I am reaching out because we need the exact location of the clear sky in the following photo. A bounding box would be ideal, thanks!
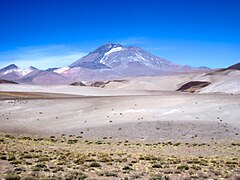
[0,0,239,69]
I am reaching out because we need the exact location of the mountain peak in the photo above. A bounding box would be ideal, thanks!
[29,66,39,70]
[70,43,125,69]
[1,64,19,71]
[103,42,123,48]
[92,43,123,54]
[68,43,208,76]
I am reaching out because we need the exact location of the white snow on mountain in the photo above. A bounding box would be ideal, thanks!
[105,46,123,56]
[2,69,18,75]
[54,67,70,74]
[0,65,38,77]
[21,67,36,76]
[2,68,33,76]
[100,46,124,64]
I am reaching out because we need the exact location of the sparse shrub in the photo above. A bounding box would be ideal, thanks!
[174,142,181,146]
[25,161,32,165]
[150,174,170,180]
[89,162,101,167]
[5,134,12,138]
[0,155,7,160]
[65,171,87,180]
[130,174,142,179]
[67,139,78,144]
[14,167,25,173]
[225,161,238,168]
[95,140,103,145]
[5,174,21,180]
[187,158,201,164]
[99,156,113,162]
[152,163,163,168]
[97,153,113,162]
[10,160,22,164]
[122,166,133,171]
[74,154,87,165]
[34,163,47,169]
[139,154,158,161]
[7,154,16,161]
[191,165,201,170]
[22,136,32,140]
[22,176,38,180]
[131,160,138,163]
[21,154,33,159]
[57,161,66,165]
[85,158,96,162]
[166,141,173,145]
[171,158,181,164]
[31,167,41,172]
[177,164,189,171]
[164,169,173,174]
[37,156,49,162]
[97,171,118,177]
[43,168,50,172]
[225,161,238,165]
[49,138,57,143]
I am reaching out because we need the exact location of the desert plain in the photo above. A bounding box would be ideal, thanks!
[0,73,239,179]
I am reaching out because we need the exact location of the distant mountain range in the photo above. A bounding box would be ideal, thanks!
[0,43,210,85]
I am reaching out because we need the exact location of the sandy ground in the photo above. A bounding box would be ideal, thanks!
[105,70,240,94]
[0,84,239,143]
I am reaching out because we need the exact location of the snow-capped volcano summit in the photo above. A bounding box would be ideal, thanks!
[70,43,124,67]
[70,43,123,69]
[70,43,184,72]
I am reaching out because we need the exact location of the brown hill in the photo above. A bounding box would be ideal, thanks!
[70,82,86,86]
[227,63,240,70]
[176,81,211,93]
[0,79,18,84]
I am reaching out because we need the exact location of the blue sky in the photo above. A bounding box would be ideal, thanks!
[0,0,239,69]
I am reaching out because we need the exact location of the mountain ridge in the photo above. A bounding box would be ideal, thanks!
[0,43,211,84]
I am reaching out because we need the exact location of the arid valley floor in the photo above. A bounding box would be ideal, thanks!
[0,79,240,179]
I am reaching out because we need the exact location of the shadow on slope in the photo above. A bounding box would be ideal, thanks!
[177,81,211,93]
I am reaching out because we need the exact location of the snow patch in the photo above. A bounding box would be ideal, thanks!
[21,68,34,76]
[105,47,123,56]
[100,47,123,63]
[54,67,70,74]
[2,69,18,75]
[2,67,35,76]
